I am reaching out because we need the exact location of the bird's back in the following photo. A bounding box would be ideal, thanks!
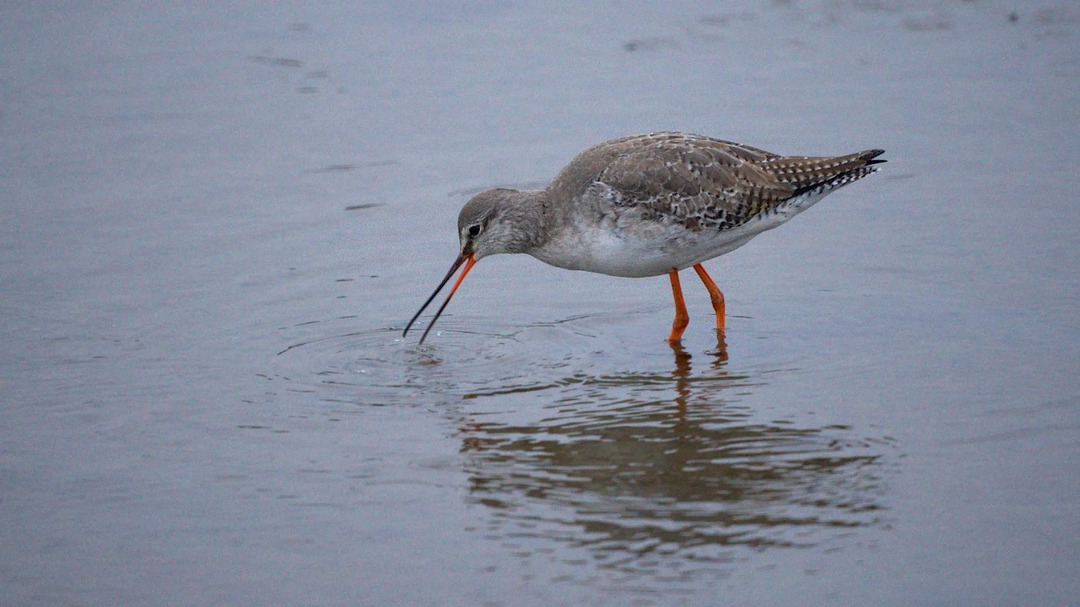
[549,132,883,233]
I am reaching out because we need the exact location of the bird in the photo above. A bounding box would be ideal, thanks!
[403,131,884,344]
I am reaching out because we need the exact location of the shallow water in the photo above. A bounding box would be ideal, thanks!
[3,1,1079,605]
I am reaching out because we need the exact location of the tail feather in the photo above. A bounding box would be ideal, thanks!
[791,164,879,198]
[760,149,885,197]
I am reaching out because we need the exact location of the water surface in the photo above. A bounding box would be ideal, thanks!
[2,1,1078,605]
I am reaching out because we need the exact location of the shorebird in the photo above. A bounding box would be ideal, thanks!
[403,132,884,344]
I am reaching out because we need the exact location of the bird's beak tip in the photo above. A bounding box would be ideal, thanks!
[404,254,478,344]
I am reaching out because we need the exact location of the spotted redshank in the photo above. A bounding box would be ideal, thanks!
[403,132,884,343]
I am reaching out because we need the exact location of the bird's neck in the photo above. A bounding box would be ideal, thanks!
[500,189,553,253]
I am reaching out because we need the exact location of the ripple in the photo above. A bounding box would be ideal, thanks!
[268,310,763,408]
[267,310,897,587]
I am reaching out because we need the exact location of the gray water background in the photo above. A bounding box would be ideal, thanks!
[2,1,1078,605]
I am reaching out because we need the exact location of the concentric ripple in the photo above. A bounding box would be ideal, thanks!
[267,310,897,587]
[267,310,760,408]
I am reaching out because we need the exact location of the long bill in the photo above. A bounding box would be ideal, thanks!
[402,253,478,344]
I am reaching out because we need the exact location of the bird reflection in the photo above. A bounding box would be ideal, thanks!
[668,329,727,380]
[457,337,888,578]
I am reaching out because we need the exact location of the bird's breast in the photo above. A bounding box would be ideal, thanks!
[530,214,765,278]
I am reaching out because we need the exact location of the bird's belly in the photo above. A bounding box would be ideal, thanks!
[532,221,766,278]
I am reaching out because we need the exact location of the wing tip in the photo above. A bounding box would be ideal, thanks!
[862,149,887,166]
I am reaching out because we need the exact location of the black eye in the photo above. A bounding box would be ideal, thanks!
[468,224,482,237]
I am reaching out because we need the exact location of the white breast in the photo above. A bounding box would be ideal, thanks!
[530,215,777,278]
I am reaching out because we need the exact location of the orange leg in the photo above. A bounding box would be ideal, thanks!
[693,263,726,331]
[667,269,690,342]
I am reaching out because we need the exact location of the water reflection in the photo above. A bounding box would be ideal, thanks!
[458,336,889,578]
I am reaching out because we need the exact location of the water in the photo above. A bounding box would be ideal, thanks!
[2,1,1079,605]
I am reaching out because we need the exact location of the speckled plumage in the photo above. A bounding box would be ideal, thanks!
[404,132,885,343]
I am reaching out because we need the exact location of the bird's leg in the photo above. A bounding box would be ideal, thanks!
[692,263,725,331]
[667,269,690,342]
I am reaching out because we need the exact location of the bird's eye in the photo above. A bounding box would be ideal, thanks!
[468,224,482,237]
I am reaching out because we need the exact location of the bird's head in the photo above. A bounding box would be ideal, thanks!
[403,188,544,344]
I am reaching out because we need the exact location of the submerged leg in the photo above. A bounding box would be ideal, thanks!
[667,269,690,342]
[692,263,726,331]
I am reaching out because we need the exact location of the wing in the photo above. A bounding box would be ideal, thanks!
[592,133,797,231]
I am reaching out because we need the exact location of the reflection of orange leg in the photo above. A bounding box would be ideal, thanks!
[693,263,725,331]
[667,269,690,342]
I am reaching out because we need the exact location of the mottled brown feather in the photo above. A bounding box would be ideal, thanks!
[547,132,882,233]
